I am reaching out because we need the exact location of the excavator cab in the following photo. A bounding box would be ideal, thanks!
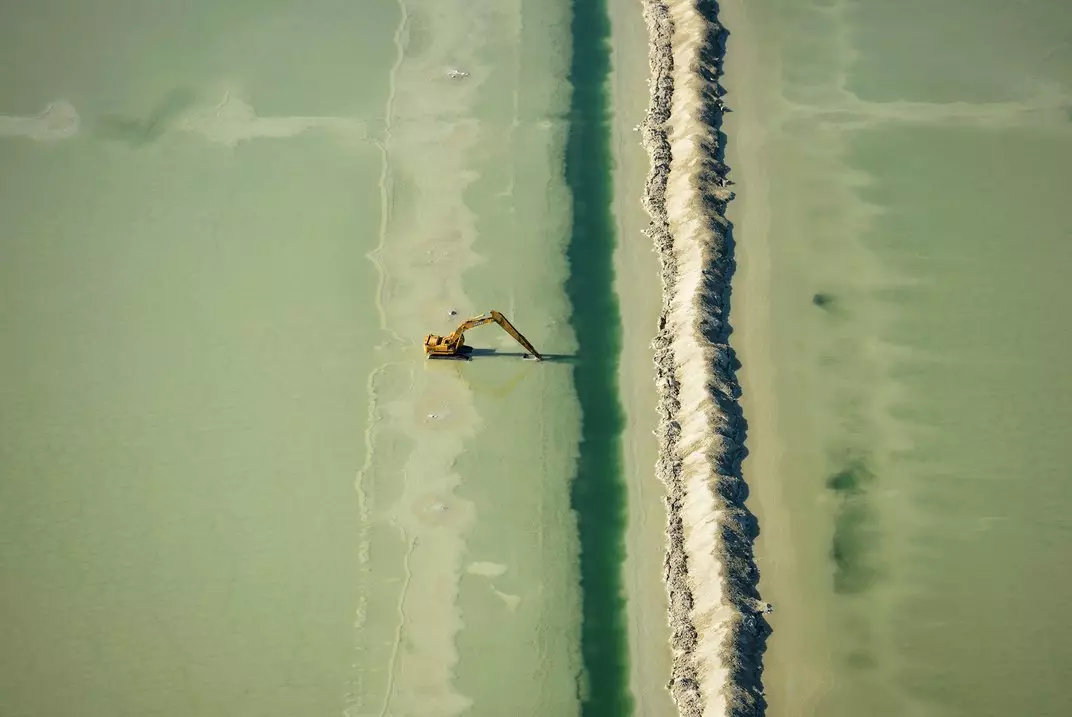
[423,311,542,361]
[423,333,468,359]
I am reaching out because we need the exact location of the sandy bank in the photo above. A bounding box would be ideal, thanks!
[639,0,768,715]
[608,0,678,713]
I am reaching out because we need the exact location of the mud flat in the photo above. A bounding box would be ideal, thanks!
[639,0,767,715]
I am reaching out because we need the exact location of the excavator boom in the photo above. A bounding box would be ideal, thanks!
[487,311,541,358]
[423,310,543,360]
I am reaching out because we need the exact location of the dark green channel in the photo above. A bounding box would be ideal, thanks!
[564,0,632,713]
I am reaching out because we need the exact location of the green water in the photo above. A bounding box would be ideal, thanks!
[722,0,1072,715]
[1,4,392,715]
[0,0,602,714]
[563,0,632,713]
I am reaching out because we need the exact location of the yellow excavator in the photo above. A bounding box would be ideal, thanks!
[424,310,542,361]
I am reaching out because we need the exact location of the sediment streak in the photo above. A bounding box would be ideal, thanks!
[640,1,767,715]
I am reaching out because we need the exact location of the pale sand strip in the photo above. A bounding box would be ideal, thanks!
[608,1,677,715]
[640,1,768,715]
[0,101,79,140]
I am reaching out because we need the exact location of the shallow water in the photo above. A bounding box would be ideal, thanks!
[722,0,1072,715]
[349,0,590,712]
[1,6,393,716]
[0,1,589,715]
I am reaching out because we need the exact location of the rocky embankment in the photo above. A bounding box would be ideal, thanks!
[639,1,769,715]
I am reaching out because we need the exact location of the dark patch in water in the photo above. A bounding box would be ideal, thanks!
[564,0,631,713]
[96,89,197,146]
[826,461,872,494]
[846,650,877,670]
[826,460,880,594]
[812,292,835,308]
[830,503,879,594]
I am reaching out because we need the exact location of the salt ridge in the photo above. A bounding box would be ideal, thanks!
[639,1,768,715]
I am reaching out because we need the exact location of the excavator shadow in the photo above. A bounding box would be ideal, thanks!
[465,348,577,363]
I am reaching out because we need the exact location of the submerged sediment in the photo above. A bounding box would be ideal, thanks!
[639,1,768,715]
